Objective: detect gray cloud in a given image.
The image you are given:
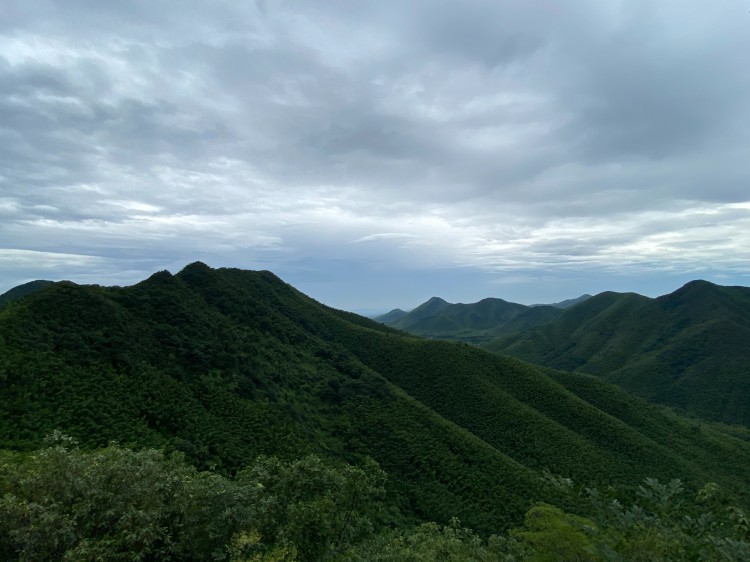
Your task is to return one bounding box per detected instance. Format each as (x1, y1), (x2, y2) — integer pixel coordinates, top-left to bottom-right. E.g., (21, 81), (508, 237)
(1, 0), (749, 310)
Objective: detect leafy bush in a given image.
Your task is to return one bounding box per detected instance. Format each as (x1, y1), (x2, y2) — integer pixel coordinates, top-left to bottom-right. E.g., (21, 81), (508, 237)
(0, 435), (384, 562)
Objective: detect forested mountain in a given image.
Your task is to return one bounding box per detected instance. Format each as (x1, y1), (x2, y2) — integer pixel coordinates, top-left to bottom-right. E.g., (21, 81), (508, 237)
(484, 280), (750, 426)
(373, 308), (408, 324)
(531, 294), (592, 309)
(0, 279), (53, 306)
(2, 264), (750, 559)
(376, 296), (565, 344)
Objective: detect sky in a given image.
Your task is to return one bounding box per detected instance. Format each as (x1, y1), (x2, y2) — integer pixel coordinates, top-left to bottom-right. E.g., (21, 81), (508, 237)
(1, 0), (750, 314)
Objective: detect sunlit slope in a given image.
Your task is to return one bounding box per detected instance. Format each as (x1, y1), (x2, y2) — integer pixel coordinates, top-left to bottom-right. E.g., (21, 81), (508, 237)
(484, 280), (750, 425)
(2, 264), (750, 533)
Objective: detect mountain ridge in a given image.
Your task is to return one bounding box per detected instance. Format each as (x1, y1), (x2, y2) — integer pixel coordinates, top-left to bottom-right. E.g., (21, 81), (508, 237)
(531, 294), (593, 309)
(376, 295), (565, 343)
(484, 280), (750, 425)
(0, 279), (55, 306)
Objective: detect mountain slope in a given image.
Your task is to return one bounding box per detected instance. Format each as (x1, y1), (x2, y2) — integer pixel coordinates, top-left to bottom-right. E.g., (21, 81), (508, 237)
(532, 294), (592, 309)
(2, 264), (750, 533)
(381, 296), (565, 344)
(374, 308), (408, 324)
(0, 279), (54, 306)
(484, 280), (750, 425)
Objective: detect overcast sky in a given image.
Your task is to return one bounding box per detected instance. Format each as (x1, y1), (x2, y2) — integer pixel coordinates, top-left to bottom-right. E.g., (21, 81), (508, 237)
(2, 0), (749, 313)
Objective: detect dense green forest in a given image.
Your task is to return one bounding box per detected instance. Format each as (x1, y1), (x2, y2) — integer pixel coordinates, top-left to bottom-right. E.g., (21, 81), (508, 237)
(1, 264), (749, 559)
(483, 280), (750, 425)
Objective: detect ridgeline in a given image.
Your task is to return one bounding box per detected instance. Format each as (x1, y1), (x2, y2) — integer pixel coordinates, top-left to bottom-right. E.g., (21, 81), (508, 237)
(484, 280), (750, 426)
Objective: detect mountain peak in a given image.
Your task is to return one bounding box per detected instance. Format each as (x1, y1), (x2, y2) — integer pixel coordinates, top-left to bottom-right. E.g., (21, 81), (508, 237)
(145, 269), (174, 282)
(374, 308), (408, 324)
(176, 261), (217, 286)
(0, 279), (55, 306)
(681, 279), (716, 290)
(180, 261), (213, 274)
(477, 297), (510, 305)
(657, 279), (721, 308)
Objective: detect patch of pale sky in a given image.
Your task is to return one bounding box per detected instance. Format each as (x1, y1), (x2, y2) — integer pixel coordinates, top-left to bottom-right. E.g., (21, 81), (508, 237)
(0, 248), (107, 268)
(352, 233), (419, 244)
(107, 200), (162, 213)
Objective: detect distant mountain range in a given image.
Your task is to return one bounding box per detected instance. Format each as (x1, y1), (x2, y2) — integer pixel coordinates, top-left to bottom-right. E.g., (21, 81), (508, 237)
(483, 280), (750, 426)
(2, 265), (750, 534)
(377, 281), (750, 426)
(375, 294), (591, 344)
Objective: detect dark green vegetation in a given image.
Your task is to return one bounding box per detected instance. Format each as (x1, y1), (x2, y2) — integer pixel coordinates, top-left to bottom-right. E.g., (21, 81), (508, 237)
(0, 279), (53, 307)
(376, 296), (566, 344)
(1, 264), (750, 559)
(3, 437), (748, 561)
(0, 434), (386, 561)
(484, 280), (750, 425)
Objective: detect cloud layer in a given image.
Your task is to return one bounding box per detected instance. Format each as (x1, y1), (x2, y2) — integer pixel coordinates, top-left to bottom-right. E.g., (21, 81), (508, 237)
(2, 0), (749, 311)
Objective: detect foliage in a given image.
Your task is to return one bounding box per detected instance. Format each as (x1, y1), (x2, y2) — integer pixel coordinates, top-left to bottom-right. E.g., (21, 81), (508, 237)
(510, 504), (599, 561)
(2, 438), (748, 561)
(344, 518), (528, 561)
(0, 435), (384, 562)
(235, 455), (386, 561)
(506, 476), (750, 562)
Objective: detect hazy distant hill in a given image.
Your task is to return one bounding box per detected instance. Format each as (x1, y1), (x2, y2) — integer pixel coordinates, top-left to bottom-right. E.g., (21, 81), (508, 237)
(484, 280), (750, 425)
(2, 266), (750, 533)
(532, 294), (592, 309)
(377, 296), (566, 343)
(374, 307), (408, 324)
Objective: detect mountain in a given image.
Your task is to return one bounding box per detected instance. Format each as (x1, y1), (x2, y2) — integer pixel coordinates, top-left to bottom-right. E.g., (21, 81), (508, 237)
(0, 279), (54, 306)
(483, 280), (750, 425)
(379, 296), (565, 344)
(374, 308), (408, 324)
(532, 294), (592, 309)
(2, 265), (750, 534)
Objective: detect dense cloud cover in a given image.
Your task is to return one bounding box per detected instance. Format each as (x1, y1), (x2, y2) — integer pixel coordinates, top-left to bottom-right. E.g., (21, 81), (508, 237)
(1, 0), (749, 311)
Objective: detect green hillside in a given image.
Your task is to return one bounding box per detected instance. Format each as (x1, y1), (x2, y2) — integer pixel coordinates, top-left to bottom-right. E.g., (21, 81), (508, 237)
(484, 280), (750, 425)
(0, 279), (54, 307)
(2, 264), (750, 539)
(379, 296), (564, 344)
